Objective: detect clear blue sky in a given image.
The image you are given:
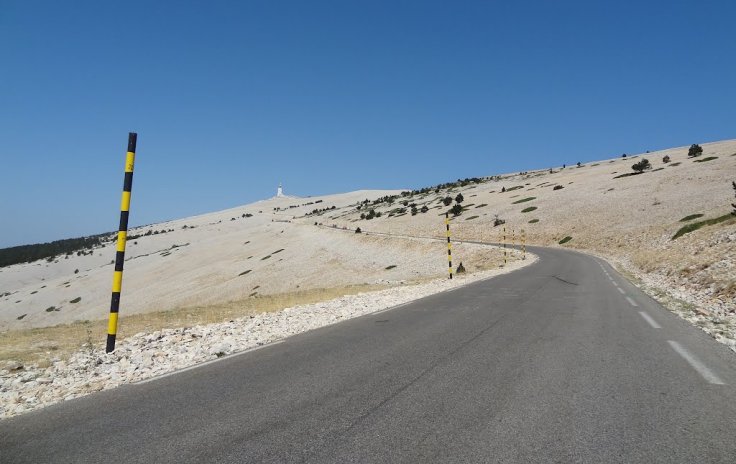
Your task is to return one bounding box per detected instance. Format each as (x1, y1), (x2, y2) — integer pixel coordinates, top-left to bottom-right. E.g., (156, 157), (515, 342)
(1, 0), (734, 248)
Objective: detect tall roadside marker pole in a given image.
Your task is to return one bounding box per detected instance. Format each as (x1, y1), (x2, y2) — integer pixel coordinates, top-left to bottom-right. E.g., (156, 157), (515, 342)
(445, 213), (453, 279)
(106, 132), (137, 353)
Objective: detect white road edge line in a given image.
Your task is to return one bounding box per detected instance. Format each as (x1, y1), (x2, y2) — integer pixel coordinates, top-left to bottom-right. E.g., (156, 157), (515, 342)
(135, 340), (286, 385)
(617, 287), (625, 294)
(668, 341), (725, 385)
(638, 311), (661, 328)
(626, 296), (639, 307)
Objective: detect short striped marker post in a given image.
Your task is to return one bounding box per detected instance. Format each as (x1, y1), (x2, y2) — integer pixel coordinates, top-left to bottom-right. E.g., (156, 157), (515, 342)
(512, 228), (516, 255)
(445, 213), (453, 279)
(503, 226), (507, 265)
(106, 132), (137, 353)
(522, 229), (526, 260)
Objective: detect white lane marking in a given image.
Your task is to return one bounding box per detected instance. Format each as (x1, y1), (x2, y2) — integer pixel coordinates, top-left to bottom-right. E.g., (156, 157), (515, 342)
(638, 311), (661, 328)
(668, 341), (725, 385)
(626, 296), (639, 307)
(135, 340), (285, 385)
(617, 287), (625, 294)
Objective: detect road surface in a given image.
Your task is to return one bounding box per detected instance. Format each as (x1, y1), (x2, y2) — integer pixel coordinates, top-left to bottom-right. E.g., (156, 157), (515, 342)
(2, 246), (735, 463)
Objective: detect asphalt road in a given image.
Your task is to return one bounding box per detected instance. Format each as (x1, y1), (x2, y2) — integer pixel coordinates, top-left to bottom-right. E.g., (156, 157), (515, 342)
(2, 246), (735, 463)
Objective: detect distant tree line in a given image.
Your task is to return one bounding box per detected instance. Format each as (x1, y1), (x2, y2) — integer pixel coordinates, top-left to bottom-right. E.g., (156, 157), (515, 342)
(0, 233), (113, 268)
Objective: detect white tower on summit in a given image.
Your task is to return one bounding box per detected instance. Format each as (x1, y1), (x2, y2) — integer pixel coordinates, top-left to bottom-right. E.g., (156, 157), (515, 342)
(276, 183), (284, 197)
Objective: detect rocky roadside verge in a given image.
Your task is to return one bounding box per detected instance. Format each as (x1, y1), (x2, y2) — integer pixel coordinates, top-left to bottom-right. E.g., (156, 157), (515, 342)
(595, 226), (736, 354)
(0, 255), (535, 419)
(613, 255), (736, 353)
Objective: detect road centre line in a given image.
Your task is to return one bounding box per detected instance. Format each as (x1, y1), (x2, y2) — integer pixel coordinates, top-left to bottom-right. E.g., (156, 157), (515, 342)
(638, 311), (661, 328)
(617, 287), (625, 294)
(668, 341), (725, 385)
(626, 296), (639, 307)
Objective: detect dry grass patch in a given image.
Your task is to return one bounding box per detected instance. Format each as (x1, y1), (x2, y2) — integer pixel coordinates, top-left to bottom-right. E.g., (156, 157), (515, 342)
(0, 284), (388, 366)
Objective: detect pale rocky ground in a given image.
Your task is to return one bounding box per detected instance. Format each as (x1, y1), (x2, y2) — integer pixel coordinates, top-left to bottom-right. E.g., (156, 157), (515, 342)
(1, 139), (735, 419)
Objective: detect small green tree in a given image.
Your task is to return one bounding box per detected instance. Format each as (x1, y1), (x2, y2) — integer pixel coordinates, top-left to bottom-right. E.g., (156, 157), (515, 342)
(455, 193), (464, 203)
(632, 158), (651, 173)
(355, 227), (362, 233)
(662, 155), (670, 163)
(688, 144), (703, 158)
(442, 196), (453, 206)
(420, 205), (429, 213)
(450, 204), (463, 216)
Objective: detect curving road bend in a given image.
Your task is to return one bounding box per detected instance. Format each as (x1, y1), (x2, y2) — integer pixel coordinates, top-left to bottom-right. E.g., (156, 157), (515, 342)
(2, 246), (735, 463)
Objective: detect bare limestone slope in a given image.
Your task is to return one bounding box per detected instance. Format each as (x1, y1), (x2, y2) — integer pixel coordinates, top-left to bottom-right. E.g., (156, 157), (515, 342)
(1, 139), (734, 419)
(319, 140), (736, 352)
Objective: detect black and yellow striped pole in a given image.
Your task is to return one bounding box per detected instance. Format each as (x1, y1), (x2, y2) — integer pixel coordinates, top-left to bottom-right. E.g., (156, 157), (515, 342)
(445, 213), (453, 279)
(522, 229), (526, 260)
(106, 132), (137, 353)
(512, 228), (516, 256)
(503, 226), (507, 266)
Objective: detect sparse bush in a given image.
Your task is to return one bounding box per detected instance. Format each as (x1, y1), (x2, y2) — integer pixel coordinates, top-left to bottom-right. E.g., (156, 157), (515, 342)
(501, 187), (506, 193)
(521, 206), (537, 213)
(493, 214), (505, 226)
(631, 159), (651, 173)
(672, 213), (736, 240)
(411, 206), (418, 216)
(442, 196), (453, 206)
(512, 197), (536, 204)
(680, 214), (704, 222)
(355, 227), (362, 233)
(450, 204), (463, 216)
(528, 219), (539, 223)
(662, 155), (671, 163)
(732, 181), (736, 216)
(74, 269), (79, 274)
(687, 144), (703, 158)
(70, 297), (81, 303)
(559, 236), (572, 244)
(456, 262), (466, 274)
(553, 185), (564, 190)
(455, 193), (464, 203)
(420, 205), (429, 213)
